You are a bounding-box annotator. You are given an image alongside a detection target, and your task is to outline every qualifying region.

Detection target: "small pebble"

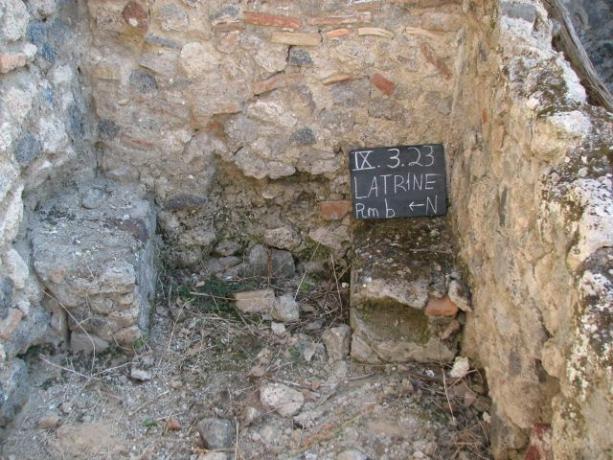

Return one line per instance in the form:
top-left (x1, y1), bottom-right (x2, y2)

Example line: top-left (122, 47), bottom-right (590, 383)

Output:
top-left (38, 414), bottom-right (61, 430)
top-left (130, 368), bottom-right (152, 382)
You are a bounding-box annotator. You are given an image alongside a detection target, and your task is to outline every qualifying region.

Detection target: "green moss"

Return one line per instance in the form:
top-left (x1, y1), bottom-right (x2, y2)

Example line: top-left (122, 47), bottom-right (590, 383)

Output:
top-left (357, 300), bottom-right (430, 345)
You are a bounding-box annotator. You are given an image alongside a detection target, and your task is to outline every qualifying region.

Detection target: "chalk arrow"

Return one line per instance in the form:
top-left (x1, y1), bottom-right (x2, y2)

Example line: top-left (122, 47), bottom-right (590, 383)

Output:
top-left (408, 201), bottom-right (425, 212)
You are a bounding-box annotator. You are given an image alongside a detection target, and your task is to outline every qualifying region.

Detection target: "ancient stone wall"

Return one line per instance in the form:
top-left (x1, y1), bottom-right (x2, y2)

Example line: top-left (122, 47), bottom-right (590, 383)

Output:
top-left (449, 1), bottom-right (612, 458)
top-left (0, 0), bottom-right (611, 457)
top-left (0, 0), bottom-right (96, 423)
top-left (83, 0), bottom-right (465, 267)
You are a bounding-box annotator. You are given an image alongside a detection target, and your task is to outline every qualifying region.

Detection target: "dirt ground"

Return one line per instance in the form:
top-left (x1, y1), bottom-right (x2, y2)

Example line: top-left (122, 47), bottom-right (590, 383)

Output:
top-left (0, 270), bottom-right (491, 460)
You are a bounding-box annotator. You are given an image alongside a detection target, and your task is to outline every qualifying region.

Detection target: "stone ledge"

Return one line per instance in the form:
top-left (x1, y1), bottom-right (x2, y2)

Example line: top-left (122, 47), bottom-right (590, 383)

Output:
top-left (350, 219), bottom-right (468, 363)
top-left (31, 180), bottom-right (157, 352)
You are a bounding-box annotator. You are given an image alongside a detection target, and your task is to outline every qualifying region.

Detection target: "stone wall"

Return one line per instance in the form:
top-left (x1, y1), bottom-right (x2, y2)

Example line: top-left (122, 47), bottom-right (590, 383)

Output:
top-left (83, 0), bottom-right (465, 267)
top-left (449, 1), bottom-right (612, 458)
top-left (0, 0), bottom-right (96, 424)
top-left (0, 0), bottom-right (611, 457)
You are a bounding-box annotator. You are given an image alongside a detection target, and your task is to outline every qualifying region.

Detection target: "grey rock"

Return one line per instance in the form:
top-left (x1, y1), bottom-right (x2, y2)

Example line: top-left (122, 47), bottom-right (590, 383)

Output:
top-left (26, 0), bottom-right (57, 20)
top-left (272, 294), bottom-right (299, 322)
top-left (295, 334), bottom-right (325, 362)
top-left (98, 119), bottom-right (119, 140)
top-left (158, 3), bottom-right (188, 32)
top-left (214, 240), bottom-right (242, 257)
top-left (290, 127), bottom-right (317, 145)
top-left (130, 368), bottom-right (152, 382)
top-left (67, 103), bottom-right (86, 139)
top-left (271, 249), bottom-right (295, 278)
top-left (1, 0), bottom-right (29, 44)
top-left (70, 332), bottom-right (110, 354)
top-left (144, 33), bottom-right (182, 49)
top-left (129, 69), bottom-right (158, 93)
top-left (38, 413), bottom-right (61, 429)
top-left (0, 277), bottom-right (13, 318)
top-left (164, 194), bottom-right (207, 211)
top-left (197, 418), bottom-right (235, 449)
top-left (260, 383), bottom-right (304, 417)
top-left (209, 5), bottom-right (240, 25)
top-left (80, 187), bottom-right (106, 209)
top-left (14, 134), bottom-right (42, 165)
top-left (247, 244), bottom-right (269, 276)
top-left (206, 256), bottom-right (241, 274)
top-left (501, 1), bottom-right (537, 23)
top-left (289, 48), bottom-right (313, 66)
top-left (3, 307), bottom-right (50, 359)
top-left (263, 226), bottom-right (300, 251)
top-left (0, 359), bottom-right (29, 427)
top-left (322, 325), bottom-right (352, 362)
top-left (234, 289), bottom-right (275, 314)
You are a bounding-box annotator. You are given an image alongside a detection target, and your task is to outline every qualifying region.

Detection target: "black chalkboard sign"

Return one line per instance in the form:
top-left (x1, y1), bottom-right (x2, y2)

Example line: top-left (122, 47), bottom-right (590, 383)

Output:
top-left (349, 144), bottom-right (447, 219)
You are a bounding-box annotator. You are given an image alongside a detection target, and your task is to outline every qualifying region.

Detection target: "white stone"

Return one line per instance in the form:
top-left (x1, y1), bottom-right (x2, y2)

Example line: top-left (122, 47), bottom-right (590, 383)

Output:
top-left (548, 111), bottom-right (592, 139)
top-left (246, 99), bottom-right (297, 128)
top-left (271, 322), bottom-right (286, 335)
top-left (180, 42), bottom-right (221, 78)
top-left (234, 289), bottom-right (275, 314)
top-left (272, 294), bottom-right (299, 322)
top-left (308, 225), bottom-right (351, 253)
top-left (449, 356), bottom-right (470, 379)
top-left (263, 226), bottom-right (300, 251)
top-left (39, 116), bottom-right (68, 154)
top-left (322, 325), bottom-right (351, 362)
top-left (0, 0), bottom-right (30, 43)
top-left (566, 178), bottom-right (613, 271)
top-left (448, 279), bottom-right (472, 312)
top-left (259, 383), bottom-right (304, 417)
top-left (3, 248), bottom-right (28, 290)
top-left (70, 333), bottom-right (110, 354)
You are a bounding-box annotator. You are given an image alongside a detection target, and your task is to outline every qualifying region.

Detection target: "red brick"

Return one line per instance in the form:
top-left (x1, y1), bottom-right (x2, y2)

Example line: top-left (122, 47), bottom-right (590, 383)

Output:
top-left (122, 1), bottom-right (148, 32)
top-left (166, 418), bottom-right (181, 431)
top-left (420, 43), bottom-right (452, 79)
top-left (325, 28), bottom-right (351, 39)
top-left (243, 11), bottom-right (302, 30)
top-left (425, 296), bottom-right (458, 317)
top-left (370, 73), bottom-right (395, 95)
top-left (320, 201), bottom-right (352, 220)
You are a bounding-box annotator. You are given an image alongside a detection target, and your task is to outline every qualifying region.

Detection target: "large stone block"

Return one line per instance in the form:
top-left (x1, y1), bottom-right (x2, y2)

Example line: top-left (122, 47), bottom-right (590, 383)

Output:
top-left (350, 220), bottom-right (464, 364)
top-left (31, 180), bottom-right (157, 350)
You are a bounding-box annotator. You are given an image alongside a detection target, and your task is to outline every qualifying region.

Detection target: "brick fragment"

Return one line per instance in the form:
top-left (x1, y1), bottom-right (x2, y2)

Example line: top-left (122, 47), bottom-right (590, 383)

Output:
top-left (122, 1), bottom-right (148, 32)
top-left (244, 11), bottom-right (302, 30)
top-left (325, 28), bottom-right (351, 39)
top-left (358, 27), bottom-right (394, 39)
top-left (320, 201), bottom-right (352, 221)
top-left (371, 73), bottom-right (395, 95)
top-left (0, 53), bottom-right (26, 74)
top-left (308, 12), bottom-right (372, 26)
top-left (321, 73), bottom-right (352, 85)
top-left (253, 73), bottom-right (302, 95)
top-left (425, 296), bottom-right (458, 317)
top-left (420, 43), bottom-right (452, 79)
top-left (271, 32), bottom-right (321, 47)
